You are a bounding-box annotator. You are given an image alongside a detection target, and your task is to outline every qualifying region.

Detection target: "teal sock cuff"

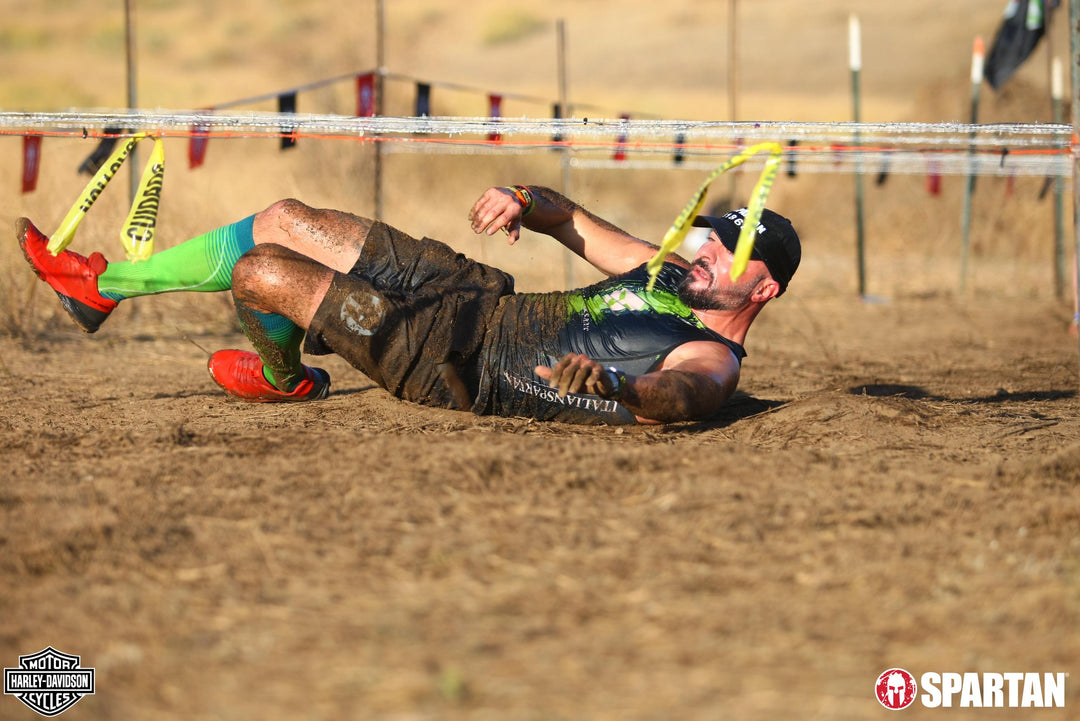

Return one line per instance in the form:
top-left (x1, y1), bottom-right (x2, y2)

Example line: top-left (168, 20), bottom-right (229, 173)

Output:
top-left (99, 288), bottom-right (125, 302)
top-left (216, 214), bottom-right (256, 284)
top-left (243, 309), bottom-right (306, 389)
top-left (98, 213), bottom-right (258, 302)
top-left (234, 214), bottom-right (256, 254)
top-left (253, 310), bottom-right (300, 347)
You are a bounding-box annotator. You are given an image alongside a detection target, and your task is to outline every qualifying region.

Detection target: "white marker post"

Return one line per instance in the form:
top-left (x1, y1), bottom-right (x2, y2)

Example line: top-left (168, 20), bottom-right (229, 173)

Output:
top-left (1052, 57), bottom-right (1066, 299)
top-left (960, 37), bottom-right (984, 293)
top-left (373, 0), bottom-right (386, 221)
top-left (124, 0), bottom-right (138, 204)
top-left (1071, 0), bottom-right (1080, 379)
top-left (557, 18), bottom-right (574, 290)
top-left (850, 14), bottom-right (866, 298)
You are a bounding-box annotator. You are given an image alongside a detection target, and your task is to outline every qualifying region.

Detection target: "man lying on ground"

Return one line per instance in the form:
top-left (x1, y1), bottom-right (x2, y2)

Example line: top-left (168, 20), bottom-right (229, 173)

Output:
top-left (18, 184), bottom-right (800, 424)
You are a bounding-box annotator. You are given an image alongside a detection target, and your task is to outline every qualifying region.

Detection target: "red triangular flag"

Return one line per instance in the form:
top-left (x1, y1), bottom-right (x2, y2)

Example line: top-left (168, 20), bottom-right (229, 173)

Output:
top-left (356, 73), bottom-right (375, 117)
top-left (613, 114), bottom-right (630, 161)
top-left (189, 113), bottom-right (211, 169)
top-left (926, 160), bottom-right (942, 196)
top-left (22, 135), bottom-right (42, 194)
top-left (487, 94), bottom-right (503, 143)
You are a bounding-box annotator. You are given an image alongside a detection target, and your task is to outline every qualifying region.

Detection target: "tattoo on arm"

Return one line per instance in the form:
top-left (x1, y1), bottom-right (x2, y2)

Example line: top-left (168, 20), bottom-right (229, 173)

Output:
top-left (530, 185), bottom-right (575, 212)
top-left (619, 370), bottom-right (729, 423)
top-left (529, 186), bottom-right (639, 238)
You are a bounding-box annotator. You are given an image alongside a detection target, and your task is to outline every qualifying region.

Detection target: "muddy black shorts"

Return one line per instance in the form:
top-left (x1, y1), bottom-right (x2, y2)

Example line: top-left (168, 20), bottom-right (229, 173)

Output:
top-left (303, 221), bottom-right (515, 409)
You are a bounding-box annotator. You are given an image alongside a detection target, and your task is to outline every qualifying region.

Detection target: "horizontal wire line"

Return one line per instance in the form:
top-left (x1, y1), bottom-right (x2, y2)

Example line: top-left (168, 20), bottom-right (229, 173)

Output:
top-left (0, 110), bottom-right (1070, 144)
top-left (2, 110), bottom-right (1074, 176)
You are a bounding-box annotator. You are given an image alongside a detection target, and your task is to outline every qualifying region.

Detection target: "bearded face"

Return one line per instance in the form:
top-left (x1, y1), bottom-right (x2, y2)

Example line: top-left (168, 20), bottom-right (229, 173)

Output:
top-left (677, 259), bottom-right (764, 311)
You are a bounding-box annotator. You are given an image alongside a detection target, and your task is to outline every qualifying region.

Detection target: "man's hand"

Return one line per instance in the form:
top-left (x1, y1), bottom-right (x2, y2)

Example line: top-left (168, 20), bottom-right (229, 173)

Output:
top-left (537, 344), bottom-right (742, 423)
top-left (535, 353), bottom-right (616, 398)
top-left (468, 187), bottom-right (525, 244)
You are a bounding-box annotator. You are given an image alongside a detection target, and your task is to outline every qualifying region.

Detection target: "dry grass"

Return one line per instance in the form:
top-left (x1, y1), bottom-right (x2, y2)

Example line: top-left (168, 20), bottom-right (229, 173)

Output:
top-left (1, 0), bottom-right (1073, 340)
top-left (480, 10), bottom-right (547, 47)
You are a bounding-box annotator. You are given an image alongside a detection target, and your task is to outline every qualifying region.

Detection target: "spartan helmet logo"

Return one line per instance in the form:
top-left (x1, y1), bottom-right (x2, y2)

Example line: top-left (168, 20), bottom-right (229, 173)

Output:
top-left (875, 668), bottom-right (917, 710)
top-left (887, 673), bottom-right (908, 706)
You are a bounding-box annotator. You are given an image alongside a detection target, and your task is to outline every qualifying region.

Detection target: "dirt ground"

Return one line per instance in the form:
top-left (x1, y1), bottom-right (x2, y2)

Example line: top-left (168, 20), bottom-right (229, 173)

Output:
top-left (1, 257), bottom-right (1078, 720)
top-left (3, 1), bottom-right (1079, 717)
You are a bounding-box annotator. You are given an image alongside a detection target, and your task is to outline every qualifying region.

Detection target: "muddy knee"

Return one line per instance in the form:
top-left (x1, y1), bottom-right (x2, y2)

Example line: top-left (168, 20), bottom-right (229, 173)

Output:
top-left (233, 245), bottom-right (335, 325)
top-left (252, 199), bottom-right (372, 271)
top-left (232, 245), bottom-right (301, 310)
top-left (257, 198), bottom-right (370, 237)
top-left (254, 198), bottom-right (314, 237)
top-left (259, 198), bottom-right (310, 224)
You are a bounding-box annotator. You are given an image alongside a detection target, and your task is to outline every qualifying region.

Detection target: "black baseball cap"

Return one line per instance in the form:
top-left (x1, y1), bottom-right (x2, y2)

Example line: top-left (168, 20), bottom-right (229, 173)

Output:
top-left (692, 208), bottom-right (801, 295)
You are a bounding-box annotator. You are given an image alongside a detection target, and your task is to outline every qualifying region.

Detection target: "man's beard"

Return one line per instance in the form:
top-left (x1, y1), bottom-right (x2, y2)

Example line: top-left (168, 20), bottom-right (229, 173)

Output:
top-left (677, 261), bottom-right (761, 311)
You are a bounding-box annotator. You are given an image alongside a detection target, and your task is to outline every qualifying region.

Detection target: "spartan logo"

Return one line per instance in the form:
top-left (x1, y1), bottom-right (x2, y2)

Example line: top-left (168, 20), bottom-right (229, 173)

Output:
top-left (875, 667), bottom-right (917, 711)
top-left (4, 647), bottom-right (95, 717)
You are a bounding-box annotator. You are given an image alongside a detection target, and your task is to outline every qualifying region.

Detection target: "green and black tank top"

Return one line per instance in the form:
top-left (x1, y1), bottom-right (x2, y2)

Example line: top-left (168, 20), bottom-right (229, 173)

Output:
top-left (473, 262), bottom-right (746, 424)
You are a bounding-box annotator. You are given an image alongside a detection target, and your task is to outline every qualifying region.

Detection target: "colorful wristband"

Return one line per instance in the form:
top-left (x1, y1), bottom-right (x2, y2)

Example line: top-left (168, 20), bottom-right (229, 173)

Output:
top-left (506, 185), bottom-right (535, 215)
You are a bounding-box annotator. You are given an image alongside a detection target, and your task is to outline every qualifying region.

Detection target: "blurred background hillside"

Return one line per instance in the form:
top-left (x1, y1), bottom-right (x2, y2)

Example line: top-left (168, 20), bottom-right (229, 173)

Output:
top-left (1, 0), bottom-right (1073, 333)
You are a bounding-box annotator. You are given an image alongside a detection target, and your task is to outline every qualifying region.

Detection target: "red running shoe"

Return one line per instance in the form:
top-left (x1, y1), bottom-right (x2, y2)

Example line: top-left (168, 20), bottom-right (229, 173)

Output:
top-left (208, 349), bottom-right (331, 402)
top-left (17, 217), bottom-right (117, 333)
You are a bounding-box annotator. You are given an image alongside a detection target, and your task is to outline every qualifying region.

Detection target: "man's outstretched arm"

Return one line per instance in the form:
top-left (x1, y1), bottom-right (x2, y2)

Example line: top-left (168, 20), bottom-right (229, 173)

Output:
top-left (468, 185), bottom-right (671, 277)
top-left (535, 342), bottom-right (741, 424)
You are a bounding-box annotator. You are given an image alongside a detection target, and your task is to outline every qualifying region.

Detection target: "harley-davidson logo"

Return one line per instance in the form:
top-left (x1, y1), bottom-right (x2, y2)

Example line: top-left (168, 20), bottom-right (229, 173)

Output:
top-left (4, 647), bottom-right (95, 717)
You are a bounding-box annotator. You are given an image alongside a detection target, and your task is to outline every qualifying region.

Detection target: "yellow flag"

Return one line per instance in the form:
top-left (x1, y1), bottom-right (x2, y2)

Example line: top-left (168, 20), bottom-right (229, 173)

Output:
top-left (730, 147), bottom-right (783, 283)
top-left (48, 132), bottom-right (166, 261)
top-left (120, 137), bottom-right (165, 261)
top-left (49, 133), bottom-right (146, 255)
top-left (646, 142), bottom-right (783, 290)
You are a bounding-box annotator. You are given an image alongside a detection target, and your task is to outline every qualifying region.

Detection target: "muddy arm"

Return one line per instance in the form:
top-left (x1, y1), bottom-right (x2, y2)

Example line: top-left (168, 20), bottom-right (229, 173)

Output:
top-left (469, 185), bottom-right (668, 277)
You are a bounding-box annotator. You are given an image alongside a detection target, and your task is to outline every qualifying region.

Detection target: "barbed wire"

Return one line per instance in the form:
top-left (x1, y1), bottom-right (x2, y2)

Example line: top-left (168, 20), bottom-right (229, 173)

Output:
top-left (1, 110), bottom-right (1074, 176)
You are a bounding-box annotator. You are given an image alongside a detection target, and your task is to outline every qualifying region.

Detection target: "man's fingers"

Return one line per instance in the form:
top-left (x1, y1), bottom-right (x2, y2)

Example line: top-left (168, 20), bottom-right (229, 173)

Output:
top-left (467, 192), bottom-right (499, 231)
top-left (547, 354), bottom-right (573, 392)
top-left (470, 202), bottom-right (520, 239)
top-left (567, 363), bottom-right (592, 396)
top-left (467, 190), bottom-right (499, 224)
top-left (468, 198), bottom-right (497, 233)
top-left (547, 353), bottom-right (587, 398)
top-left (556, 364), bottom-right (576, 397)
top-left (584, 364), bottom-right (606, 396)
top-left (537, 354), bottom-right (604, 398)
top-left (550, 353), bottom-right (574, 372)
top-left (539, 354), bottom-right (571, 395)
top-left (488, 208), bottom-right (521, 236)
top-left (469, 188), bottom-right (523, 236)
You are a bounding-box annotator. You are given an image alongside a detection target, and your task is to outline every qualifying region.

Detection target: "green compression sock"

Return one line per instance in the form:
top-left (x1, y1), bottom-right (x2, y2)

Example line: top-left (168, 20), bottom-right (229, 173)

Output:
top-left (97, 214), bottom-right (256, 301)
top-left (100, 213), bottom-right (307, 391)
top-left (236, 305), bottom-right (307, 391)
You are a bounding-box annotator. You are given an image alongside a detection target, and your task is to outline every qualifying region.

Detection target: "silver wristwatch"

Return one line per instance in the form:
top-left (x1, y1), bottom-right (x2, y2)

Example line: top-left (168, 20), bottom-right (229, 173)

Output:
top-left (600, 366), bottom-right (628, 400)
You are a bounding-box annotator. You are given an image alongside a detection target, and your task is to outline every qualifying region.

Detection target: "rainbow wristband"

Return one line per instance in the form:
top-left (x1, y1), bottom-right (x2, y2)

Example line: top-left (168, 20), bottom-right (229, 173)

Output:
top-left (506, 185), bottom-right (534, 215)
